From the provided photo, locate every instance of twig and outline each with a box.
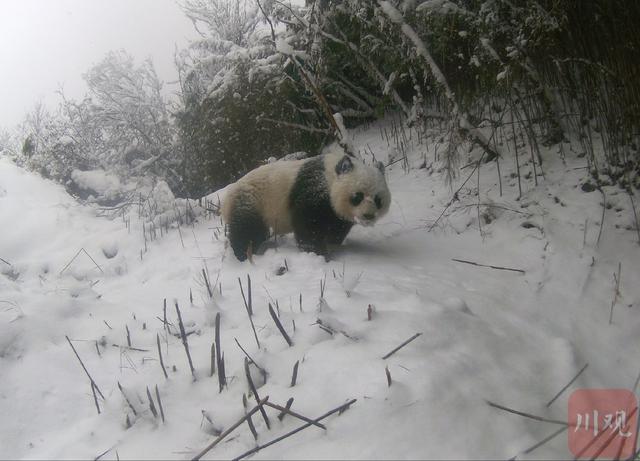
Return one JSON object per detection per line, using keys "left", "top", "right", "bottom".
{"left": 60, "top": 248, "right": 104, "bottom": 275}
{"left": 117, "top": 382, "right": 138, "bottom": 416}
{"left": 629, "top": 192, "right": 640, "bottom": 245}
{"left": 234, "top": 338, "right": 266, "bottom": 379}
{"left": 290, "top": 360, "right": 299, "bottom": 387}
{"left": 243, "top": 394, "right": 258, "bottom": 440}
{"left": 215, "top": 313, "right": 225, "bottom": 392}
{"left": 231, "top": 399, "right": 357, "bottom": 461}
{"left": 210, "top": 342, "right": 216, "bottom": 377}
{"left": 238, "top": 277, "right": 251, "bottom": 316}
{"left": 157, "top": 334, "right": 168, "bottom": 379}
{"left": 175, "top": 302, "right": 196, "bottom": 379}
{"left": 0, "top": 257, "right": 10, "bottom": 266}
{"left": 545, "top": 363, "right": 588, "bottom": 407}
{"left": 609, "top": 262, "right": 621, "bottom": 325}
{"left": 146, "top": 386, "right": 158, "bottom": 419}
{"left": 382, "top": 333, "right": 422, "bottom": 360}
{"left": 244, "top": 358, "right": 271, "bottom": 430}
{"left": 125, "top": 325, "right": 131, "bottom": 347}
{"left": 155, "top": 385, "right": 165, "bottom": 423}
{"left": 111, "top": 344, "right": 149, "bottom": 352}
{"left": 385, "top": 366, "right": 392, "bottom": 387}
{"left": 278, "top": 398, "right": 294, "bottom": 421}
{"left": 451, "top": 258, "right": 525, "bottom": 274}
{"left": 66, "top": 336, "right": 105, "bottom": 400}
{"left": 191, "top": 396, "right": 270, "bottom": 461}
{"left": 486, "top": 400, "right": 568, "bottom": 426}
{"left": 263, "top": 401, "right": 326, "bottom": 429}
{"left": 596, "top": 187, "right": 606, "bottom": 246}
{"left": 202, "top": 269, "right": 213, "bottom": 298}
{"left": 243, "top": 291, "right": 261, "bottom": 349}
{"left": 269, "top": 303, "right": 293, "bottom": 346}
{"left": 91, "top": 382, "right": 101, "bottom": 414}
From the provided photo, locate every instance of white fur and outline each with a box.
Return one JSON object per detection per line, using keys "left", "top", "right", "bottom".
{"left": 221, "top": 158, "right": 305, "bottom": 234}
{"left": 222, "top": 151, "right": 390, "bottom": 235}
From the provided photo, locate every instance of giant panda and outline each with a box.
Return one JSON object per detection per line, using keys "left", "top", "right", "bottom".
{"left": 222, "top": 150, "right": 391, "bottom": 261}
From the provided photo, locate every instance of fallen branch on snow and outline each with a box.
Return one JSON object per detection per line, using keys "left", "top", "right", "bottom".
{"left": 451, "top": 258, "right": 525, "bottom": 274}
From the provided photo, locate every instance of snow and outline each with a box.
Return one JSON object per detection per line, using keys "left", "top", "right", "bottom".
{"left": 1, "top": 119, "right": 640, "bottom": 460}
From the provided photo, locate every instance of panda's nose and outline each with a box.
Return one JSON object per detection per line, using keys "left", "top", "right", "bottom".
{"left": 363, "top": 213, "right": 375, "bottom": 221}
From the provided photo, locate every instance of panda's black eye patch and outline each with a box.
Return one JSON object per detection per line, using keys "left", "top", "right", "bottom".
{"left": 374, "top": 195, "right": 383, "bottom": 209}
{"left": 350, "top": 192, "right": 364, "bottom": 206}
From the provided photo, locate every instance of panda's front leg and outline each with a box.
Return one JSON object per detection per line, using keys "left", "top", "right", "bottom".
{"left": 293, "top": 223, "right": 329, "bottom": 258}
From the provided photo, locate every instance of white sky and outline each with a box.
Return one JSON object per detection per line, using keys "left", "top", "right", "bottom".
{"left": 0, "top": 0, "right": 198, "bottom": 129}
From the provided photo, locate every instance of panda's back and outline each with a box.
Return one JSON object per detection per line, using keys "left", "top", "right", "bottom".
{"left": 223, "top": 158, "right": 307, "bottom": 234}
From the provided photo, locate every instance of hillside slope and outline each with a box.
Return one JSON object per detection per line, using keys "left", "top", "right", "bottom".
{"left": 1, "top": 121, "right": 639, "bottom": 460}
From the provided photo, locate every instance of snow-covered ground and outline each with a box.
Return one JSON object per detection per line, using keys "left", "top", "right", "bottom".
{"left": 1, "top": 121, "right": 639, "bottom": 460}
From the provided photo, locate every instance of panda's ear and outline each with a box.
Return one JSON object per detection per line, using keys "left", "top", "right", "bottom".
{"left": 376, "top": 161, "right": 385, "bottom": 174}
{"left": 335, "top": 155, "right": 354, "bottom": 175}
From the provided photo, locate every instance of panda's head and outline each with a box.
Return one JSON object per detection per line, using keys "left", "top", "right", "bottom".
{"left": 330, "top": 155, "right": 391, "bottom": 226}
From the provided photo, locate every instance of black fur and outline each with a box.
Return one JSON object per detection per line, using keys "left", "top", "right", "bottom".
{"left": 227, "top": 191, "right": 269, "bottom": 261}
{"left": 290, "top": 156, "right": 353, "bottom": 256}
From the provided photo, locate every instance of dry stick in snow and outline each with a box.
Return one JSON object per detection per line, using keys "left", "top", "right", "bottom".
{"left": 244, "top": 358, "right": 271, "bottom": 430}
{"left": 156, "top": 333, "right": 168, "bottom": 379}
{"left": 125, "top": 325, "right": 131, "bottom": 347}
{"left": 231, "top": 399, "right": 357, "bottom": 461}
{"left": 609, "top": 263, "right": 622, "bottom": 325}
{"left": 91, "top": 382, "right": 101, "bottom": 414}
{"left": 278, "top": 398, "right": 294, "bottom": 421}
{"left": 242, "top": 290, "right": 261, "bottom": 349}
{"left": 451, "top": 258, "right": 525, "bottom": 274}
{"left": 215, "top": 313, "right": 225, "bottom": 392}
{"left": 234, "top": 338, "right": 266, "bottom": 377}
{"left": 59, "top": 248, "right": 104, "bottom": 275}
{"left": 155, "top": 385, "right": 165, "bottom": 423}
{"left": 146, "top": 387, "right": 158, "bottom": 419}
{"left": 385, "top": 366, "right": 392, "bottom": 387}
{"left": 66, "top": 335, "right": 105, "bottom": 400}
{"left": 545, "top": 363, "right": 588, "bottom": 407}
{"left": 117, "top": 382, "right": 138, "bottom": 417}
{"left": 238, "top": 278, "right": 250, "bottom": 315}
{"left": 629, "top": 192, "right": 640, "bottom": 245}
{"left": 191, "top": 395, "right": 270, "bottom": 461}
{"left": 382, "top": 333, "right": 422, "bottom": 360}
{"left": 263, "top": 401, "right": 326, "bottom": 430}
{"left": 247, "top": 274, "right": 252, "bottom": 316}
{"left": 269, "top": 303, "right": 293, "bottom": 346}
{"left": 597, "top": 187, "right": 606, "bottom": 246}
{"left": 242, "top": 394, "right": 259, "bottom": 441}
{"left": 0, "top": 257, "right": 10, "bottom": 266}
{"left": 486, "top": 400, "right": 568, "bottom": 426}
{"left": 290, "top": 360, "right": 299, "bottom": 387}
{"left": 519, "top": 426, "right": 567, "bottom": 457}
{"left": 209, "top": 342, "right": 216, "bottom": 377}
{"left": 202, "top": 269, "right": 212, "bottom": 298}
{"left": 175, "top": 302, "right": 196, "bottom": 379}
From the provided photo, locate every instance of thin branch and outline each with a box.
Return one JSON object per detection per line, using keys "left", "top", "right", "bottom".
{"left": 244, "top": 358, "right": 271, "bottom": 430}
{"left": 545, "top": 363, "right": 588, "bottom": 407}
{"left": 268, "top": 303, "right": 293, "bottom": 346}
{"left": 486, "top": 400, "right": 568, "bottom": 426}
{"left": 263, "top": 401, "right": 326, "bottom": 430}
{"left": 451, "top": 258, "right": 525, "bottom": 274}
{"left": 231, "top": 399, "right": 357, "bottom": 461}
{"left": 382, "top": 333, "right": 422, "bottom": 360}
{"left": 191, "top": 396, "right": 270, "bottom": 461}
{"left": 66, "top": 335, "right": 105, "bottom": 400}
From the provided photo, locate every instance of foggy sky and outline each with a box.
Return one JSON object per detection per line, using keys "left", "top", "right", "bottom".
{"left": 0, "top": 0, "right": 198, "bottom": 129}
